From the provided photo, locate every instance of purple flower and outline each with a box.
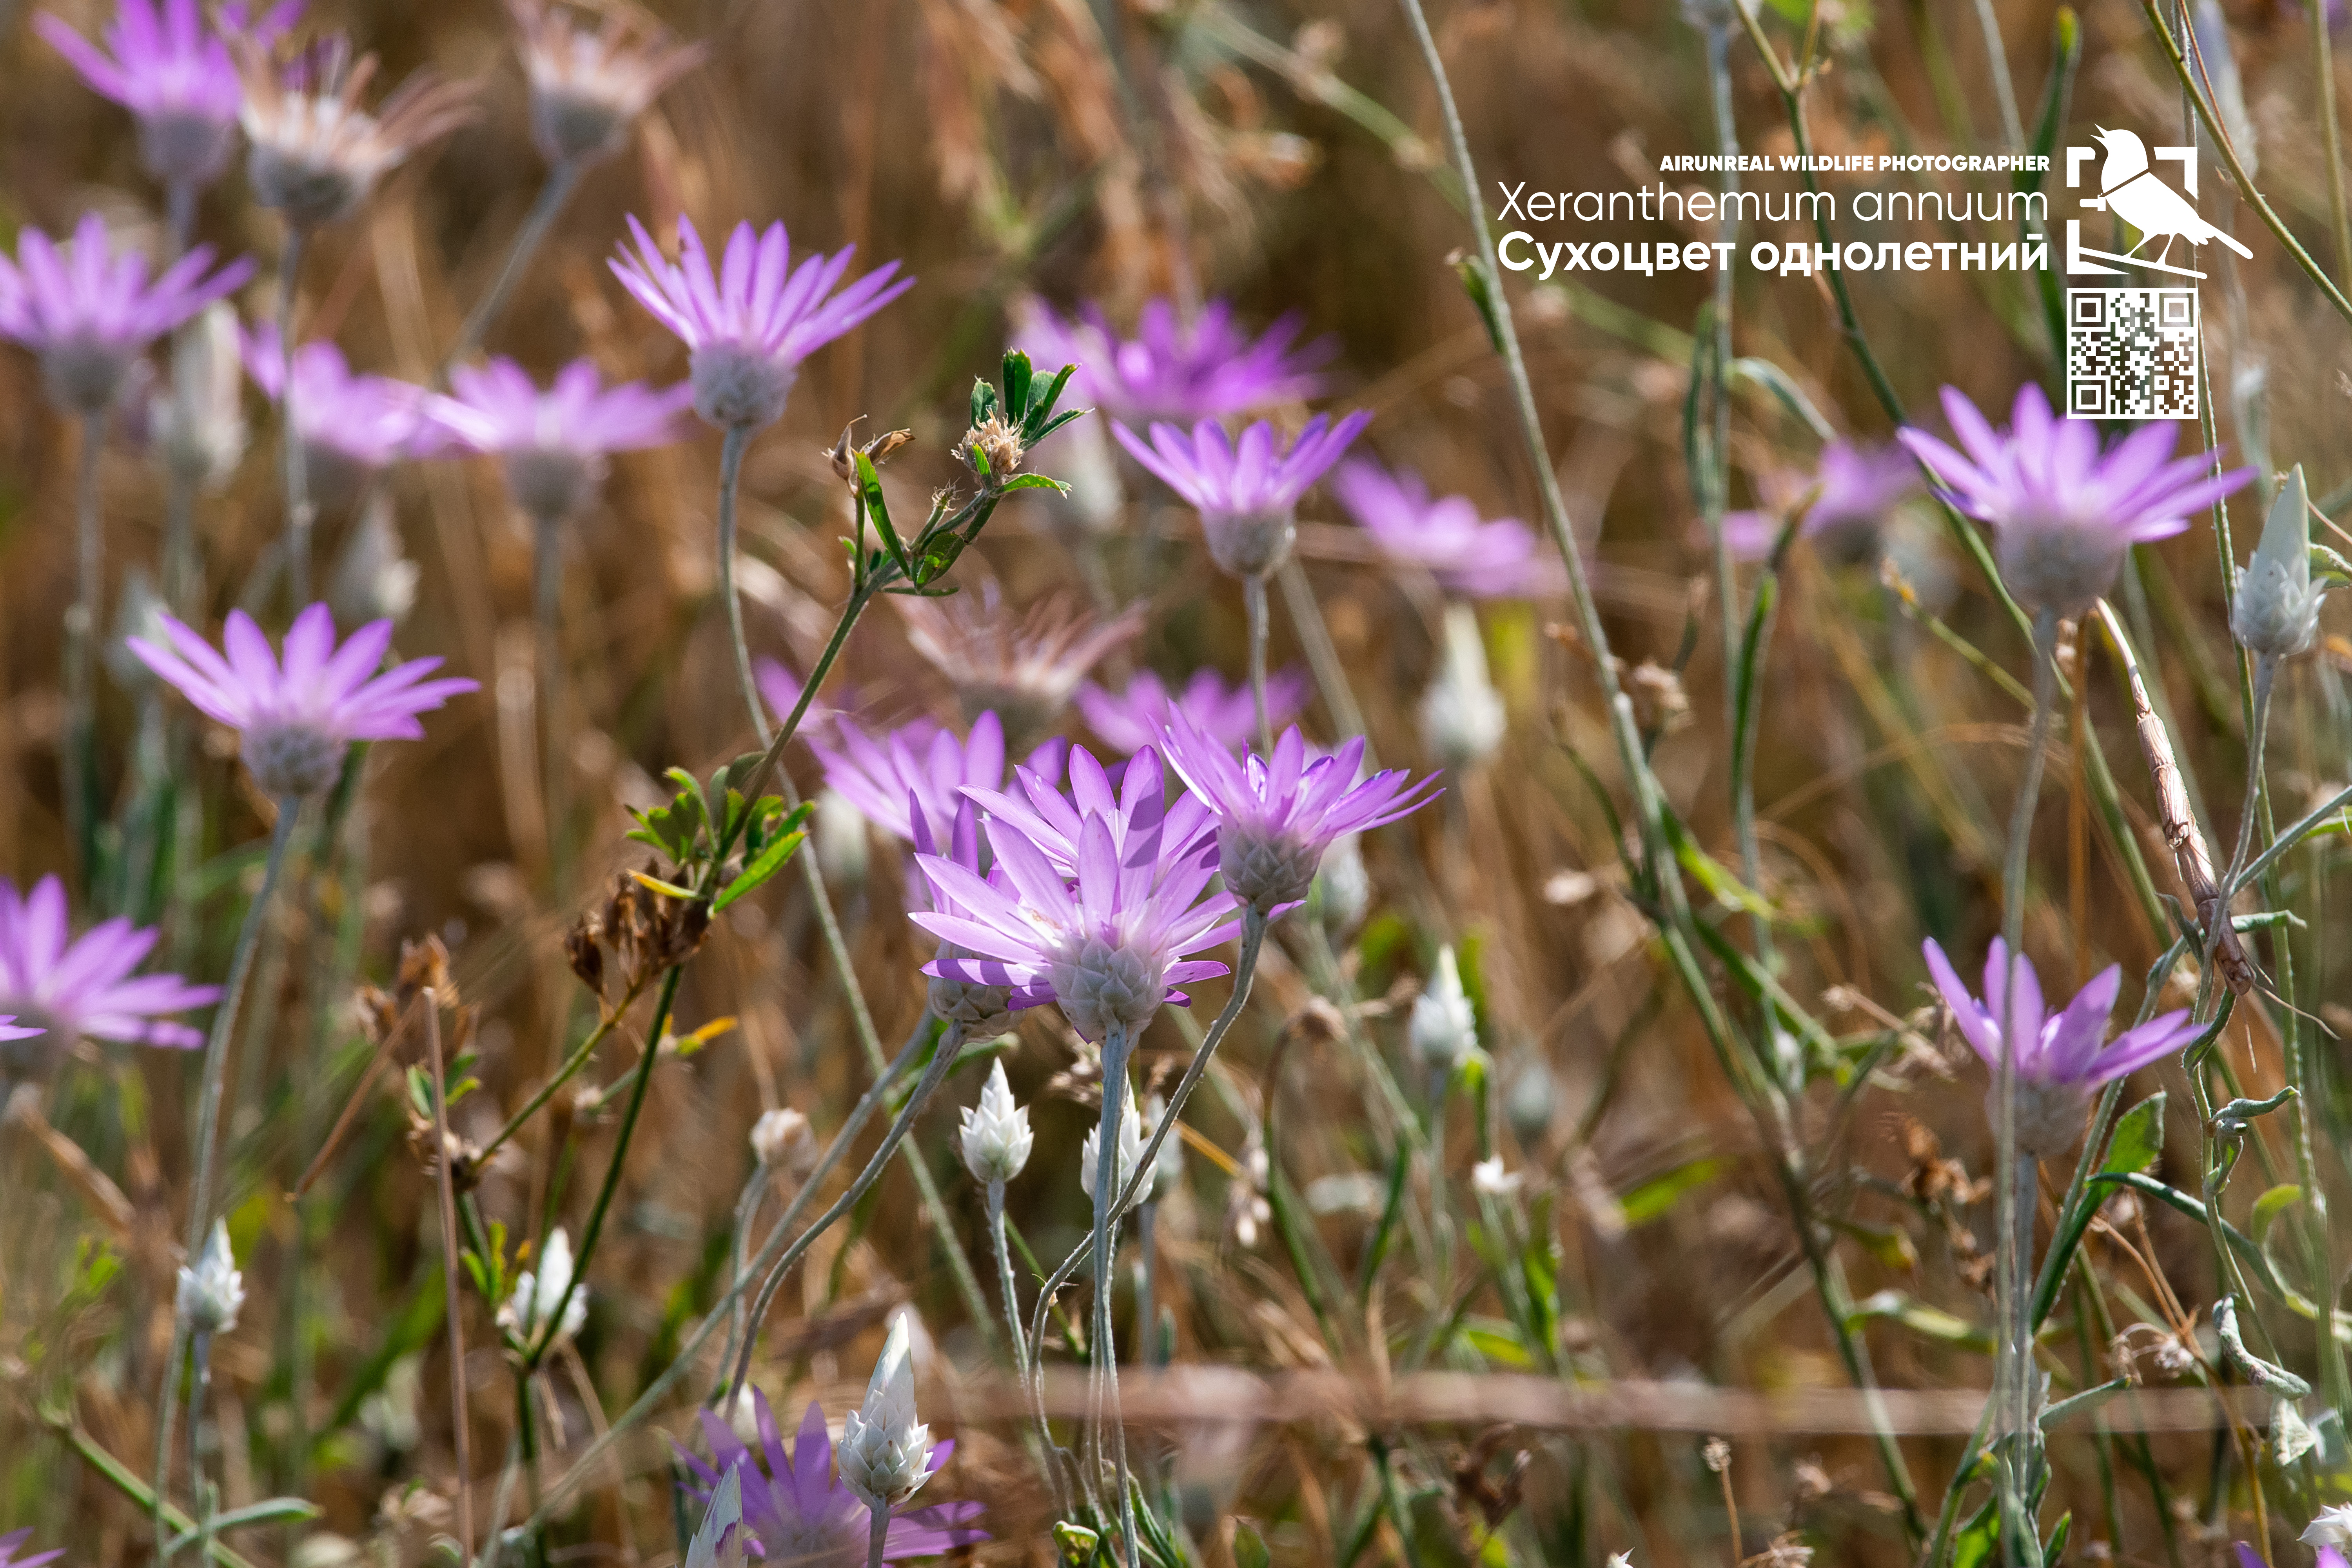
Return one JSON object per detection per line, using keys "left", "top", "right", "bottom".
{"left": 811, "top": 711, "right": 1010, "bottom": 847}
{"left": 35, "top": 0, "right": 297, "bottom": 190}
{"left": 1021, "top": 296, "right": 1332, "bottom": 426}
{"left": 0, "top": 1531, "right": 62, "bottom": 1568}
{"left": 1721, "top": 440, "right": 1920, "bottom": 564}
{"left": 434, "top": 356, "right": 693, "bottom": 521}
{"left": 911, "top": 798, "right": 1028, "bottom": 1033}
{"left": 130, "top": 601, "right": 477, "bottom": 799}
{"left": 241, "top": 327, "right": 443, "bottom": 506}
{"left": 895, "top": 584, "right": 1140, "bottom": 742}
{"left": 677, "top": 1391, "right": 985, "bottom": 1566}
{"left": 1160, "top": 719, "right": 1440, "bottom": 913}
{"left": 1330, "top": 459, "right": 1552, "bottom": 598}
{"left": 0, "top": 873, "right": 219, "bottom": 1049}
{"left": 1075, "top": 666, "right": 1307, "bottom": 756}
{"left": 1114, "top": 412, "right": 1372, "bottom": 576}
{"left": 609, "top": 214, "right": 913, "bottom": 431}
{"left": 505, "top": 0, "right": 704, "bottom": 169}
{"left": 0, "top": 212, "right": 253, "bottom": 413}
{"left": 959, "top": 742, "right": 1216, "bottom": 886}
{"left": 1897, "top": 385, "right": 2254, "bottom": 616}
{"left": 915, "top": 744, "right": 1241, "bottom": 1042}
{"left": 1922, "top": 936, "right": 2199, "bottom": 1157}
{"left": 231, "top": 34, "right": 476, "bottom": 230}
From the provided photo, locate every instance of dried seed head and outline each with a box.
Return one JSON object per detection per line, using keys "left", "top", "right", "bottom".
{"left": 564, "top": 918, "right": 605, "bottom": 997}
{"left": 1628, "top": 660, "right": 1691, "bottom": 735}
{"left": 955, "top": 415, "right": 1027, "bottom": 477}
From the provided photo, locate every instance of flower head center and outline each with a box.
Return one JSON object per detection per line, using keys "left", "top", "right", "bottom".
{"left": 689, "top": 342, "right": 795, "bottom": 432}
{"left": 244, "top": 722, "right": 349, "bottom": 800}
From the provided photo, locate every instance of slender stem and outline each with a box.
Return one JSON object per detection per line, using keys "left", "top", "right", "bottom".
{"left": 64, "top": 410, "right": 104, "bottom": 890}
{"left": 1969, "top": 0, "right": 2027, "bottom": 150}
{"left": 274, "top": 232, "right": 313, "bottom": 605}
{"left": 424, "top": 992, "right": 476, "bottom": 1565}
{"left": 724, "top": 1024, "right": 967, "bottom": 1403}
{"left": 717, "top": 1163, "right": 772, "bottom": 1399}
{"left": 1090, "top": 1022, "right": 1138, "bottom": 1568}
{"left": 165, "top": 181, "right": 196, "bottom": 261}
{"left": 533, "top": 506, "right": 569, "bottom": 884}
{"left": 1243, "top": 572, "right": 1273, "bottom": 753}
{"left": 2212, "top": 656, "right": 2274, "bottom": 947}
{"left": 476, "top": 978, "right": 644, "bottom": 1165}
{"left": 152, "top": 800, "right": 300, "bottom": 1555}
{"left": 2314, "top": 0, "right": 2352, "bottom": 286}
{"left": 1273, "top": 557, "right": 1372, "bottom": 753}
{"left": 988, "top": 1180, "right": 1031, "bottom": 1390}
{"left": 716, "top": 426, "right": 765, "bottom": 748}
{"left": 187, "top": 1331, "right": 210, "bottom": 1543}
{"left": 436, "top": 162, "right": 581, "bottom": 385}
{"left": 864, "top": 1503, "right": 889, "bottom": 1568}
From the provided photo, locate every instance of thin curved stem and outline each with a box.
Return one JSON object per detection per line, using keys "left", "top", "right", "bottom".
{"left": 2212, "top": 655, "right": 2274, "bottom": 949}
{"left": 1089, "top": 1022, "right": 1138, "bottom": 1568}
{"left": 716, "top": 426, "right": 766, "bottom": 748}
{"left": 1243, "top": 572, "right": 1273, "bottom": 754}
{"left": 534, "top": 506, "right": 570, "bottom": 883}
{"left": 275, "top": 233, "right": 313, "bottom": 605}
{"left": 423, "top": 993, "right": 476, "bottom": 1565}
{"left": 1274, "top": 557, "right": 1372, "bottom": 755}
{"left": 717, "top": 1163, "right": 772, "bottom": 1399}
{"left": 437, "top": 162, "right": 581, "bottom": 385}
{"left": 151, "top": 800, "right": 299, "bottom": 1556}
{"left": 64, "top": 411, "right": 104, "bottom": 890}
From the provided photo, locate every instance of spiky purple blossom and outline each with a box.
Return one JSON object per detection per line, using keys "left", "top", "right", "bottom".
{"left": 1721, "top": 440, "right": 1920, "bottom": 563}
{"left": 230, "top": 34, "right": 476, "bottom": 230}
{"left": 434, "top": 356, "right": 693, "bottom": 521}
{"left": 1114, "top": 413, "right": 1372, "bottom": 576}
{"left": 1022, "top": 296, "right": 1331, "bottom": 426}
{"left": 0, "top": 212, "right": 252, "bottom": 412}
{"left": 35, "top": 0, "right": 298, "bottom": 190}
{"left": 1922, "top": 936, "right": 2200, "bottom": 1156}
{"left": 1160, "top": 718, "right": 1440, "bottom": 914}
{"left": 609, "top": 214, "right": 912, "bottom": 430}
{"left": 1331, "top": 459, "right": 1552, "bottom": 598}
{"left": 505, "top": 0, "right": 704, "bottom": 169}
{"left": 676, "top": 1391, "right": 985, "bottom": 1567}
{"left": 1075, "top": 666, "right": 1308, "bottom": 756}
{"left": 130, "top": 601, "right": 477, "bottom": 798}
{"left": 958, "top": 742, "right": 1216, "bottom": 885}
{"left": 241, "top": 327, "right": 445, "bottom": 505}
{"left": 1897, "top": 385, "right": 2254, "bottom": 615}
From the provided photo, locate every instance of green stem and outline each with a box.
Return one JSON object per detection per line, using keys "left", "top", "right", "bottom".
{"left": 534, "top": 505, "right": 569, "bottom": 884}
{"left": 476, "top": 976, "right": 646, "bottom": 1166}
{"left": 864, "top": 1503, "right": 889, "bottom": 1568}
{"left": 64, "top": 410, "right": 103, "bottom": 891}
{"left": 1089, "top": 1021, "right": 1139, "bottom": 1568}
{"left": 715, "top": 426, "right": 762, "bottom": 747}
{"left": 1243, "top": 571, "right": 1273, "bottom": 754}
{"left": 436, "top": 162, "right": 581, "bottom": 384}
{"left": 424, "top": 993, "right": 476, "bottom": 1564}
{"left": 275, "top": 232, "right": 312, "bottom": 605}
{"left": 1274, "top": 556, "right": 1372, "bottom": 754}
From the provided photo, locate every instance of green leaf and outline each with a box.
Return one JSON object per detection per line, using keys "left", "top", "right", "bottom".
{"left": 1617, "top": 1154, "right": 1731, "bottom": 1226}
{"left": 2040, "top": 1377, "right": 2132, "bottom": 1429}
{"left": 1052, "top": 1522, "right": 1100, "bottom": 1565}
{"left": 1449, "top": 251, "right": 1506, "bottom": 355}
{"left": 1830, "top": 1216, "right": 1920, "bottom": 1272}
{"left": 168, "top": 1497, "right": 322, "bottom": 1551}
{"left": 2100, "top": 1092, "right": 2165, "bottom": 1176}
{"left": 1021, "top": 364, "right": 1079, "bottom": 438}
{"left": 1846, "top": 1289, "right": 1996, "bottom": 1353}
{"left": 2254, "top": 1183, "right": 2304, "bottom": 1245}
{"left": 663, "top": 766, "right": 713, "bottom": 837}
{"left": 1002, "top": 472, "right": 1071, "bottom": 494}
{"left": 1028, "top": 408, "right": 1086, "bottom": 446}
{"left": 855, "top": 450, "right": 910, "bottom": 577}
{"left": 912, "top": 531, "right": 967, "bottom": 588}
{"left": 969, "top": 377, "right": 999, "bottom": 428}
{"left": 630, "top": 870, "right": 698, "bottom": 901}
{"left": 1233, "top": 1521, "right": 1271, "bottom": 1568}
{"left": 713, "top": 825, "right": 811, "bottom": 912}
{"left": 1729, "top": 356, "right": 1837, "bottom": 442}
{"left": 1461, "top": 1321, "right": 1533, "bottom": 1367}
{"left": 1002, "top": 348, "right": 1033, "bottom": 421}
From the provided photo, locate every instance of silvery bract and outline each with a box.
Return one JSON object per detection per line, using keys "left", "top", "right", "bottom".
{"left": 2232, "top": 465, "right": 2322, "bottom": 660}
{"left": 1410, "top": 944, "right": 1477, "bottom": 1071}
{"left": 750, "top": 1107, "right": 811, "bottom": 1170}
{"left": 958, "top": 1059, "right": 1033, "bottom": 1185}
{"left": 499, "top": 1226, "right": 588, "bottom": 1347}
{"left": 1079, "top": 1076, "right": 1145, "bottom": 1205}
{"left": 1420, "top": 604, "right": 1505, "bottom": 770}
{"left": 684, "top": 1463, "right": 747, "bottom": 1568}
{"left": 176, "top": 1218, "right": 245, "bottom": 1333}
{"left": 837, "top": 1314, "right": 936, "bottom": 1512}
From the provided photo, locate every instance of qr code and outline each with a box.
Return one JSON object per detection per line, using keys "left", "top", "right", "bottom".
{"left": 2065, "top": 288, "right": 2199, "bottom": 420}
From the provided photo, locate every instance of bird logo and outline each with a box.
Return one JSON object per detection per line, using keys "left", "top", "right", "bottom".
{"left": 2077, "top": 126, "right": 2250, "bottom": 274}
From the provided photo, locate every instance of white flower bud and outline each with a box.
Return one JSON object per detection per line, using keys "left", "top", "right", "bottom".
{"left": 2305, "top": 1503, "right": 2352, "bottom": 1550}
{"left": 107, "top": 568, "right": 170, "bottom": 691}
{"left": 1079, "top": 1076, "right": 1146, "bottom": 1207}
{"left": 176, "top": 1219, "right": 245, "bottom": 1334}
{"left": 498, "top": 1227, "right": 587, "bottom": 1347}
{"left": 1310, "top": 830, "right": 1370, "bottom": 936}
{"left": 329, "top": 495, "right": 421, "bottom": 628}
{"left": 837, "top": 1313, "right": 936, "bottom": 1512}
{"left": 2232, "top": 465, "right": 2323, "bottom": 661}
{"left": 750, "top": 1107, "right": 813, "bottom": 1171}
{"left": 1409, "top": 946, "right": 1478, "bottom": 1072}
{"left": 1471, "top": 1156, "right": 1524, "bottom": 1197}
{"left": 959, "top": 1059, "right": 1034, "bottom": 1185}
{"left": 153, "top": 303, "right": 249, "bottom": 492}
{"left": 814, "top": 786, "right": 870, "bottom": 892}
{"left": 1419, "top": 604, "right": 1505, "bottom": 770}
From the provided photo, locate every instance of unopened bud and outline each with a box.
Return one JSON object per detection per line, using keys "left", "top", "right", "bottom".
{"left": 750, "top": 1107, "right": 813, "bottom": 1171}
{"left": 1409, "top": 945, "right": 1478, "bottom": 1072}
{"left": 176, "top": 1220, "right": 245, "bottom": 1334}
{"left": 958, "top": 1060, "right": 1033, "bottom": 1185}
{"left": 837, "top": 1313, "right": 936, "bottom": 1510}
{"left": 2232, "top": 465, "right": 2323, "bottom": 660}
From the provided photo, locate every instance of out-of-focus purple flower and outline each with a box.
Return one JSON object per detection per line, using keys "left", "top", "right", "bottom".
{"left": 895, "top": 584, "right": 1140, "bottom": 742}
{"left": 1922, "top": 936, "right": 2200, "bottom": 1157}
{"left": 609, "top": 214, "right": 912, "bottom": 431}
{"left": 241, "top": 326, "right": 443, "bottom": 506}
{"left": 231, "top": 34, "right": 475, "bottom": 231}
{"left": 434, "top": 356, "right": 693, "bottom": 521}
{"left": 960, "top": 742, "right": 1216, "bottom": 886}
{"left": 505, "top": 0, "right": 704, "bottom": 169}
{"left": 34, "top": 0, "right": 297, "bottom": 190}
{"left": 1331, "top": 459, "right": 1551, "bottom": 597}
{"left": 0, "top": 1530, "right": 63, "bottom": 1568}
{"left": 812, "top": 711, "right": 1009, "bottom": 846}
{"left": 1720, "top": 440, "right": 1920, "bottom": 564}
{"left": 130, "top": 601, "right": 477, "bottom": 798}
{"left": 0, "top": 872, "right": 217, "bottom": 1096}
{"left": 1022, "top": 296, "right": 1332, "bottom": 426}
{"left": 1114, "top": 413, "right": 1372, "bottom": 576}
{"left": 913, "top": 750, "right": 1241, "bottom": 1042}
{"left": 0, "top": 212, "right": 252, "bottom": 413}
{"left": 1897, "top": 385, "right": 2254, "bottom": 616}
{"left": 1160, "top": 719, "right": 1439, "bottom": 914}
{"left": 677, "top": 1390, "right": 985, "bottom": 1566}
{"left": 1074, "top": 666, "right": 1307, "bottom": 756}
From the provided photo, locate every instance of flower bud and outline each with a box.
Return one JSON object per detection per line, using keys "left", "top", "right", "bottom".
{"left": 837, "top": 1313, "right": 937, "bottom": 1511}
{"left": 498, "top": 1226, "right": 587, "bottom": 1347}
{"left": 1419, "top": 605, "right": 1505, "bottom": 770}
{"left": 2232, "top": 465, "right": 2322, "bottom": 660}
{"left": 814, "top": 787, "right": 870, "bottom": 893}
{"left": 1079, "top": 1076, "right": 1146, "bottom": 1207}
{"left": 1310, "top": 830, "right": 1370, "bottom": 936}
{"left": 1409, "top": 946, "right": 1478, "bottom": 1072}
{"left": 176, "top": 1220, "right": 246, "bottom": 1334}
{"left": 959, "top": 1059, "right": 1034, "bottom": 1185}
{"left": 750, "top": 1107, "right": 813, "bottom": 1171}
{"left": 330, "top": 496, "right": 422, "bottom": 628}
{"left": 152, "top": 303, "right": 249, "bottom": 491}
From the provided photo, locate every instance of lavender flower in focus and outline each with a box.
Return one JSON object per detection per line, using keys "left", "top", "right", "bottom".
{"left": 677, "top": 1389, "right": 986, "bottom": 1565}
{"left": 434, "top": 356, "right": 693, "bottom": 522}
{"left": 241, "top": 327, "right": 444, "bottom": 507}
{"left": 0, "top": 212, "right": 253, "bottom": 413}
{"left": 1160, "top": 718, "right": 1441, "bottom": 913}
{"left": 895, "top": 584, "right": 1140, "bottom": 743}
{"left": 1719, "top": 439, "right": 1919, "bottom": 564}
{"left": 130, "top": 601, "right": 477, "bottom": 799}
{"left": 911, "top": 798, "right": 1028, "bottom": 1036}
{"left": 1897, "top": 384, "right": 2254, "bottom": 616}
{"left": 0, "top": 1531, "right": 63, "bottom": 1568}
{"left": 230, "top": 34, "right": 476, "bottom": 231}
{"left": 1332, "top": 459, "right": 1553, "bottom": 597}
{"left": 958, "top": 741, "right": 1218, "bottom": 884}
{"left": 1115, "top": 412, "right": 1372, "bottom": 577}
{"left": 505, "top": 0, "right": 704, "bottom": 169}
{"left": 1075, "top": 666, "right": 1307, "bottom": 756}
{"left": 1023, "top": 296, "right": 1331, "bottom": 426}
{"left": 1922, "top": 936, "right": 2200, "bottom": 1157}
{"left": 34, "top": 0, "right": 296, "bottom": 192}
{"left": 608, "top": 214, "right": 913, "bottom": 431}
